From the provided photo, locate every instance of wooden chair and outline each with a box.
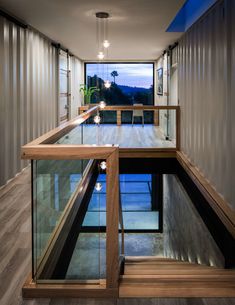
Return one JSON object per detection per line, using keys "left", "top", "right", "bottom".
{"left": 132, "top": 103, "right": 144, "bottom": 127}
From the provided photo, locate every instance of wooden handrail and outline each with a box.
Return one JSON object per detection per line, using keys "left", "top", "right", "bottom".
{"left": 22, "top": 143, "right": 120, "bottom": 293}
{"left": 79, "top": 105, "right": 179, "bottom": 111}
{"left": 22, "top": 144, "right": 118, "bottom": 160}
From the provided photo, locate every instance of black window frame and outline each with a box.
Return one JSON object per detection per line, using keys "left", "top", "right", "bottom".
{"left": 84, "top": 61, "right": 155, "bottom": 105}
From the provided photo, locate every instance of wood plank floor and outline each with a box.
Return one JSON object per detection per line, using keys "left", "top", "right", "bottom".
{"left": 1, "top": 168, "right": 235, "bottom": 304}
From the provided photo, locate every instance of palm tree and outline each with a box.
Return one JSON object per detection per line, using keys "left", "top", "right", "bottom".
{"left": 111, "top": 70, "right": 119, "bottom": 83}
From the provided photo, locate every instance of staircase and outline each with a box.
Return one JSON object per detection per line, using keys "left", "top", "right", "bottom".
{"left": 119, "top": 256, "right": 235, "bottom": 297}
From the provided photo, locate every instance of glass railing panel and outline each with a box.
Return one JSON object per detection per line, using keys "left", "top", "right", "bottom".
{"left": 158, "top": 109, "right": 176, "bottom": 147}
{"left": 32, "top": 159, "right": 89, "bottom": 280}
{"left": 82, "top": 122, "right": 102, "bottom": 145}
{"left": 69, "top": 108, "right": 177, "bottom": 148}
{"left": 74, "top": 173, "right": 106, "bottom": 279}
{"left": 56, "top": 124, "right": 83, "bottom": 145}
{"left": 82, "top": 174, "right": 106, "bottom": 227}
{"left": 55, "top": 107, "right": 178, "bottom": 148}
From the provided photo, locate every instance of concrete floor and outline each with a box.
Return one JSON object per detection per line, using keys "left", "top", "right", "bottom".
{"left": 66, "top": 233, "right": 163, "bottom": 280}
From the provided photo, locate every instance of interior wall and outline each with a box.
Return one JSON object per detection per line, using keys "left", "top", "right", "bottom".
{"left": 231, "top": 0, "right": 235, "bottom": 212}
{"left": 169, "top": 47, "right": 178, "bottom": 105}
{"left": 70, "top": 56, "right": 83, "bottom": 119}
{"left": 155, "top": 53, "right": 177, "bottom": 141}
{"left": 155, "top": 54, "right": 168, "bottom": 106}
{"left": 0, "top": 16, "right": 58, "bottom": 187}
{"left": 178, "top": 0, "right": 234, "bottom": 210}
{"left": 163, "top": 174, "right": 224, "bottom": 267}
{"left": 155, "top": 54, "right": 168, "bottom": 139}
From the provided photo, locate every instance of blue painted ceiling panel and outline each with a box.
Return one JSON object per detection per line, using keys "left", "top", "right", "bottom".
{"left": 167, "top": 0, "right": 217, "bottom": 32}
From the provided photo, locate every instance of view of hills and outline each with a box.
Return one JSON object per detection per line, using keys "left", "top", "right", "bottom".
{"left": 87, "top": 74, "right": 153, "bottom": 105}
{"left": 117, "top": 84, "right": 150, "bottom": 94}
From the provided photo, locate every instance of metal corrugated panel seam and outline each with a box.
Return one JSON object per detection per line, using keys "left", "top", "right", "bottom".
{"left": 0, "top": 16, "right": 58, "bottom": 186}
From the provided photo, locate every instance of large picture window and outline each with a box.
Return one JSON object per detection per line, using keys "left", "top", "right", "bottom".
{"left": 85, "top": 62, "right": 154, "bottom": 105}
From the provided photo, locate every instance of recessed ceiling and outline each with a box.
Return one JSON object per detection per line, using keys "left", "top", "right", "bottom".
{"left": 0, "top": 0, "right": 185, "bottom": 60}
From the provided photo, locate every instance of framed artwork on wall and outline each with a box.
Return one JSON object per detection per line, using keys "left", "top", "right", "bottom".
{"left": 157, "top": 67, "right": 163, "bottom": 95}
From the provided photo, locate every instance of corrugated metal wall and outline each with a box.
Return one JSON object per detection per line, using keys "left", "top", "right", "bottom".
{"left": 231, "top": 0, "right": 235, "bottom": 212}
{"left": 178, "top": 0, "right": 234, "bottom": 209}
{"left": 0, "top": 16, "right": 58, "bottom": 186}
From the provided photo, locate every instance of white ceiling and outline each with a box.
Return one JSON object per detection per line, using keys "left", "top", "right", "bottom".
{"left": 0, "top": 0, "right": 185, "bottom": 60}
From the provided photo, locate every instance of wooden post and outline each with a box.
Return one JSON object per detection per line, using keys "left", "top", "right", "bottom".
{"left": 154, "top": 110, "right": 159, "bottom": 126}
{"left": 106, "top": 148, "right": 119, "bottom": 290}
{"left": 117, "top": 110, "right": 121, "bottom": 126}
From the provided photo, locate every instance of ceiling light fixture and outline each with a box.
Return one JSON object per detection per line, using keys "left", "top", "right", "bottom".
{"left": 96, "top": 12, "right": 110, "bottom": 60}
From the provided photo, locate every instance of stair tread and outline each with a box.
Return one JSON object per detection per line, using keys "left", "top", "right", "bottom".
{"left": 119, "top": 285, "right": 235, "bottom": 298}
{"left": 125, "top": 256, "right": 179, "bottom": 262}
{"left": 120, "top": 257, "right": 235, "bottom": 297}
{"left": 125, "top": 264, "right": 216, "bottom": 270}
{"left": 124, "top": 270, "right": 235, "bottom": 275}
{"left": 120, "top": 275, "right": 235, "bottom": 283}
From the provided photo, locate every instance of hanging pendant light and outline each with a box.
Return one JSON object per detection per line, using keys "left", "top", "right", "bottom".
{"left": 94, "top": 114, "right": 101, "bottom": 124}
{"left": 104, "top": 80, "right": 111, "bottom": 88}
{"left": 103, "top": 40, "right": 110, "bottom": 48}
{"left": 97, "top": 51, "right": 104, "bottom": 60}
{"left": 96, "top": 12, "right": 111, "bottom": 106}
{"left": 95, "top": 182, "right": 102, "bottom": 192}
{"left": 100, "top": 161, "right": 107, "bottom": 170}
{"left": 99, "top": 101, "right": 106, "bottom": 109}
{"left": 96, "top": 12, "right": 110, "bottom": 60}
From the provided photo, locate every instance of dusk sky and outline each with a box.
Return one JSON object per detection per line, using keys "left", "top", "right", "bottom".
{"left": 86, "top": 63, "right": 153, "bottom": 89}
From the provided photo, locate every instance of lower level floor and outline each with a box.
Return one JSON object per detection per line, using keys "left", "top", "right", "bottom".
{"left": 1, "top": 166, "right": 235, "bottom": 304}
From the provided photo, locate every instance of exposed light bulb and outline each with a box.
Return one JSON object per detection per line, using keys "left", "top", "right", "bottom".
{"left": 95, "top": 182, "right": 102, "bottom": 192}
{"left": 103, "top": 40, "right": 110, "bottom": 48}
{"left": 104, "top": 80, "right": 111, "bottom": 88}
{"left": 99, "top": 101, "right": 106, "bottom": 109}
{"left": 100, "top": 161, "right": 107, "bottom": 170}
{"left": 94, "top": 115, "right": 101, "bottom": 124}
{"left": 97, "top": 51, "right": 104, "bottom": 60}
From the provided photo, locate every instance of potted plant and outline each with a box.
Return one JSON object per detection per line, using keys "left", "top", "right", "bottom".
{"left": 79, "top": 84, "right": 100, "bottom": 106}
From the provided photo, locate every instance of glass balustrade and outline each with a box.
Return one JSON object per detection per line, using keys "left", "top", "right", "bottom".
{"left": 32, "top": 158, "right": 103, "bottom": 282}
{"left": 56, "top": 107, "right": 178, "bottom": 148}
